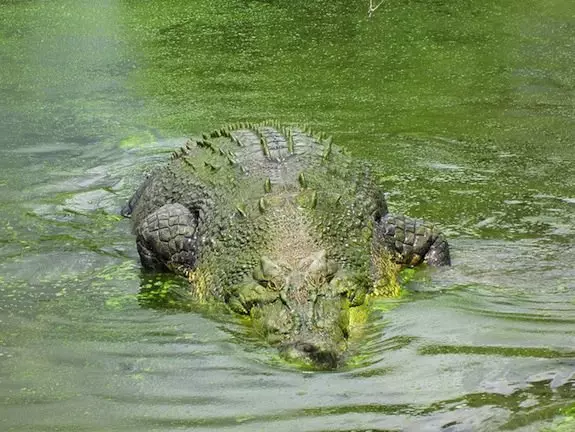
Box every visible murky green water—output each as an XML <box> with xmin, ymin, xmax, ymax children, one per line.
<box><xmin>1</xmin><ymin>0</ymin><xmax>574</xmax><ymax>430</ymax></box>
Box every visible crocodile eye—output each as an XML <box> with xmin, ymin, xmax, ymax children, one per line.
<box><xmin>299</xmin><ymin>250</ymin><xmax>339</xmax><ymax>282</ymax></box>
<box><xmin>253</xmin><ymin>256</ymin><xmax>283</xmax><ymax>288</ymax></box>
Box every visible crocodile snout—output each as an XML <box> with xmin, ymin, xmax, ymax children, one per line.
<box><xmin>279</xmin><ymin>338</ymin><xmax>341</xmax><ymax>369</ymax></box>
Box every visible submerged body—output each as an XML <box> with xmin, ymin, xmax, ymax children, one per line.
<box><xmin>123</xmin><ymin>122</ymin><xmax>450</xmax><ymax>368</ymax></box>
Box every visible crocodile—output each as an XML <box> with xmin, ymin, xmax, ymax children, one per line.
<box><xmin>122</xmin><ymin>122</ymin><xmax>450</xmax><ymax>368</ymax></box>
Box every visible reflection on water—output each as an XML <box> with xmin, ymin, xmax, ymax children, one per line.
<box><xmin>1</xmin><ymin>0</ymin><xmax>574</xmax><ymax>431</ymax></box>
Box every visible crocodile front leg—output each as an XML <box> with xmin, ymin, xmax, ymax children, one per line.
<box><xmin>135</xmin><ymin>203</ymin><xmax>200</xmax><ymax>272</ymax></box>
<box><xmin>373</xmin><ymin>214</ymin><xmax>450</xmax><ymax>267</ymax></box>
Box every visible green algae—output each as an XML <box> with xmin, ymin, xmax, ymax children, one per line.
<box><xmin>543</xmin><ymin>404</ymin><xmax>575</xmax><ymax>432</ymax></box>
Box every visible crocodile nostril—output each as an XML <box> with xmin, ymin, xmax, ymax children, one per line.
<box><xmin>279</xmin><ymin>340</ymin><xmax>340</xmax><ymax>369</ymax></box>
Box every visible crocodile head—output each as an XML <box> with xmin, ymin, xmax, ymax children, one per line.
<box><xmin>228</xmin><ymin>249</ymin><xmax>367</xmax><ymax>369</ymax></box>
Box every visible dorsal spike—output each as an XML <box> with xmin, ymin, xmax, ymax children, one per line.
<box><xmin>287</xmin><ymin>131</ymin><xmax>294</xmax><ymax>154</ymax></box>
<box><xmin>204</xmin><ymin>161</ymin><xmax>220</xmax><ymax>172</ymax></box>
<box><xmin>298</xmin><ymin>172</ymin><xmax>307</xmax><ymax>189</ymax></box>
<box><xmin>236</xmin><ymin>204</ymin><xmax>247</xmax><ymax>218</ymax></box>
<box><xmin>264</xmin><ymin>177</ymin><xmax>272</xmax><ymax>193</ymax></box>
<box><xmin>202</xmin><ymin>133</ymin><xmax>209</xmax><ymax>140</ymax></box>
<box><xmin>182</xmin><ymin>158</ymin><xmax>196</xmax><ymax>169</ymax></box>
<box><xmin>200</xmin><ymin>140</ymin><xmax>215</xmax><ymax>152</ymax></box>
<box><xmin>258</xmin><ymin>197</ymin><xmax>267</xmax><ymax>213</ymax></box>
<box><xmin>310</xmin><ymin>191</ymin><xmax>318</xmax><ymax>209</ymax></box>
<box><xmin>322</xmin><ymin>139</ymin><xmax>333</xmax><ymax>160</ymax></box>
<box><xmin>260</xmin><ymin>136</ymin><xmax>270</xmax><ymax>157</ymax></box>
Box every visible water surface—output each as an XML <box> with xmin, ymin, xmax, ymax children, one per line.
<box><xmin>1</xmin><ymin>0</ymin><xmax>574</xmax><ymax>430</ymax></box>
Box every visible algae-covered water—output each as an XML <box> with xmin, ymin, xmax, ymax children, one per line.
<box><xmin>1</xmin><ymin>0</ymin><xmax>574</xmax><ymax>430</ymax></box>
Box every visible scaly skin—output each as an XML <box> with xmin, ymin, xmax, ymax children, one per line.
<box><xmin>122</xmin><ymin>122</ymin><xmax>450</xmax><ymax>368</ymax></box>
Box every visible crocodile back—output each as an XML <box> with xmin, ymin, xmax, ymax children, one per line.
<box><xmin>125</xmin><ymin>122</ymin><xmax>388</xmax><ymax>291</ymax></box>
